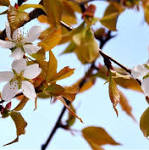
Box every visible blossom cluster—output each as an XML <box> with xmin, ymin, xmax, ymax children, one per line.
<box><xmin>0</xmin><ymin>23</ymin><xmax>42</xmax><ymax>101</ymax></box>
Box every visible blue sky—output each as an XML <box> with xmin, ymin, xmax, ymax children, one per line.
<box><xmin>0</xmin><ymin>0</ymin><xmax>149</xmax><ymax>150</ymax></box>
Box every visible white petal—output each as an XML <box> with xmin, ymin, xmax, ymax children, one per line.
<box><xmin>142</xmin><ymin>77</ymin><xmax>149</xmax><ymax>97</ymax></box>
<box><xmin>131</xmin><ymin>64</ymin><xmax>149</xmax><ymax>80</ymax></box>
<box><xmin>23</xmin><ymin>64</ymin><xmax>41</xmax><ymax>79</ymax></box>
<box><xmin>26</xmin><ymin>26</ymin><xmax>42</xmax><ymax>42</ymax></box>
<box><xmin>6</xmin><ymin>23</ymin><xmax>12</xmax><ymax>40</ymax></box>
<box><xmin>12</xmin><ymin>28</ymin><xmax>21</xmax><ymax>41</ymax></box>
<box><xmin>10</xmin><ymin>47</ymin><xmax>24</xmax><ymax>60</ymax></box>
<box><xmin>22</xmin><ymin>81</ymin><xmax>36</xmax><ymax>99</ymax></box>
<box><xmin>0</xmin><ymin>71</ymin><xmax>14</xmax><ymax>82</ymax></box>
<box><xmin>24</xmin><ymin>44</ymin><xmax>40</xmax><ymax>54</ymax></box>
<box><xmin>1</xmin><ymin>81</ymin><xmax>19</xmax><ymax>101</ymax></box>
<box><xmin>12</xmin><ymin>58</ymin><xmax>27</xmax><ymax>73</ymax></box>
<box><xmin>0</xmin><ymin>40</ymin><xmax>15</xmax><ymax>48</ymax></box>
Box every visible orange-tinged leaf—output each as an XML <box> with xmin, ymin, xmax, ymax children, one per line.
<box><xmin>53</xmin><ymin>66</ymin><xmax>75</xmax><ymax>81</ymax></box>
<box><xmin>39</xmin><ymin>27</ymin><xmax>62</xmax><ymax>51</ymax></box>
<box><xmin>58</xmin><ymin>96</ymin><xmax>83</xmax><ymax>123</ymax></box>
<box><xmin>13</xmin><ymin>97</ymin><xmax>28</xmax><ymax>111</ymax></box>
<box><xmin>82</xmin><ymin>126</ymin><xmax>120</xmax><ymax>147</ymax></box>
<box><xmin>38</xmin><ymin>15</ymin><xmax>49</xmax><ymax>24</ymax></box>
<box><xmin>8</xmin><ymin>6</ymin><xmax>29</xmax><ymax>32</ymax></box>
<box><xmin>119</xmin><ymin>90</ymin><xmax>136</xmax><ymax>121</ymax></box>
<box><xmin>0</xmin><ymin>0</ymin><xmax>9</xmax><ymax>6</ymax></box>
<box><xmin>43</xmin><ymin>0</ymin><xmax>62</xmax><ymax>26</ymax></box>
<box><xmin>47</xmin><ymin>50</ymin><xmax>57</xmax><ymax>82</ymax></box>
<box><xmin>140</xmin><ymin>107</ymin><xmax>149</xmax><ymax>137</ymax></box>
<box><xmin>80</xmin><ymin>78</ymin><xmax>95</xmax><ymax>93</ymax></box>
<box><xmin>4</xmin><ymin>111</ymin><xmax>27</xmax><ymax>146</ymax></box>
<box><xmin>109</xmin><ymin>72</ymin><xmax>120</xmax><ymax>116</ymax></box>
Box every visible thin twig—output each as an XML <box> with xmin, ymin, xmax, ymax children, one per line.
<box><xmin>99</xmin><ymin>50</ymin><xmax>131</xmax><ymax>74</ymax></box>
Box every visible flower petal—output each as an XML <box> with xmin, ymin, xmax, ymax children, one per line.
<box><xmin>23</xmin><ymin>64</ymin><xmax>41</xmax><ymax>79</ymax></box>
<box><xmin>6</xmin><ymin>23</ymin><xmax>12</xmax><ymax>40</ymax></box>
<box><xmin>12</xmin><ymin>58</ymin><xmax>27</xmax><ymax>73</ymax></box>
<box><xmin>10</xmin><ymin>47</ymin><xmax>24</xmax><ymax>60</ymax></box>
<box><xmin>26</xmin><ymin>26</ymin><xmax>42</xmax><ymax>42</ymax></box>
<box><xmin>0</xmin><ymin>71</ymin><xmax>14</xmax><ymax>82</ymax></box>
<box><xmin>1</xmin><ymin>81</ymin><xmax>19</xmax><ymax>101</ymax></box>
<box><xmin>12</xmin><ymin>28</ymin><xmax>21</xmax><ymax>41</ymax></box>
<box><xmin>22</xmin><ymin>81</ymin><xmax>36</xmax><ymax>99</ymax></box>
<box><xmin>24</xmin><ymin>44</ymin><xmax>40</xmax><ymax>55</ymax></box>
<box><xmin>0</xmin><ymin>40</ymin><xmax>15</xmax><ymax>48</ymax></box>
<box><xmin>142</xmin><ymin>77</ymin><xmax>149</xmax><ymax>97</ymax></box>
<box><xmin>131</xmin><ymin>64</ymin><xmax>149</xmax><ymax>80</ymax></box>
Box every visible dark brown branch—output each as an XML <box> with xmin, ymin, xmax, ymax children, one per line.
<box><xmin>99</xmin><ymin>50</ymin><xmax>131</xmax><ymax>74</ymax></box>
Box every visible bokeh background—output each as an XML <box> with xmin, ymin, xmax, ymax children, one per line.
<box><xmin>0</xmin><ymin>0</ymin><xmax>149</xmax><ymax>150</ymax></box>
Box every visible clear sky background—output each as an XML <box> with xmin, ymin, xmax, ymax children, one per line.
<box><xmin>0</xmin><ymin>0</ymin><xmax>149</xmax><ymax>150</ymax></box>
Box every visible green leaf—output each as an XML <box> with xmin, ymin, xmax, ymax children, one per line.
<box><xmin>82</xmin><ymin>126</ymin><xmax>120</xmax><ymax>149</ymax></box>
<box><xmin>4</xmin><ymin>111</ymin><xmax>27</xmax><ymax>146</ymax></box>
<box><xmin>140</xmin><ymin>107</ymin><xmax>149</xmax><ymax>137</ymax></box>
<box><xmin>62</xmin><ymin>42</ymin><xmax>76</xmax><ymax>54</ymax></box>
<box><xmin>66</xmin><ymin>104</ymin><xmax>76</xmax><ymax>127</ymax></box>
<box><xmin>73</xmin><ymin>27</ymin><xmax>99</xmax><ymax>64</ymax></box>
<box><xmin>45</xmin><ymin>84</ymin><xmax>65</xmax><ymax>96</ymax></box>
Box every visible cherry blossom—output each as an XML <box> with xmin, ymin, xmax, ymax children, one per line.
<box><xmin>0</xmin><ymin>23</ymin><xmax>42</xmax><ymax>59</ymax></box>
<box><xmin>131</xmin><ymin>63</ymin><xmax>149</xmax><ymax>97</ymax></box>
<box><xmin>0</xmin><ymin>59</ymin><xmax>41</xmax><ymax>101</ymax></box>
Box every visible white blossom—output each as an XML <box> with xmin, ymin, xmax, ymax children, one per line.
<box><xmin>0</xmin><ymin>59</ymin><xmax>41</xmax><ymax>101</ymax></box>
<box><xmin>0</xmin><ymin>23</ymin><xmax>42</xmax><ymax>60</ymax></box>
<box><xmin>131</xmin><ymin>63</ymin><xmax>149</xmax><ymax>97</ymax></box>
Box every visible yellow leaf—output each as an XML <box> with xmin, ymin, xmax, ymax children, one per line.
<box><xmin>100</xmin><ymin>12</ymin><xmax>118</xmax><ymax>31</ymax></box>
<box><xmin>0</xmin><ymin>0</ymin><xmax>10</xmax><ymax>6</ymax></box>
<box><xmin>43</xmin><ymin>0</ymin><xmax>62</xmax><ymax>26</ymax></box>
<box><xmin>100</xmin><ymin>2</ymin><xmax>124</xmax><ymax>31</ymax></box>
<box><xmin>82</xmin><ymin>126</ymin><xmax>120</xmax><ymax>147</ymax></box>
<box><xmin>8</xmin><ymin>6</ymin><xmax>29</xmax><ymax>32</ymax></box>
<box><xmin>119</xmin><ymin>90</ymin><xmax>136</xmax><ymax>121</ymax></box>
<box><xmin>47</xmin><ymin>50</ymin><xmax>57</xmax><ymax>82</ymax></box>
<box><xmin>62</xmin><ymin>1</ymin><xmax>77</xmax><ymax>25</ymax></box>
<box><xmin>4</xmin><ymin>111</ymin><xmax>27</xmax><ymax>146</ymax></box>
<box><xmin>144</xmin><ymin>5</ymin><xmax>149</xmax><ymax>24</ymax></box>
<box><xmin>109</xmin><ymin>72</ymin><xmax>120</xmax><ymax>116</ymax></box>
<box><xmin>39</xmin><ymin>27</ymin><xmax>62</xmax><ymax>51</ymax></box>
<box><xmin>18</xmin><ymin>4</ymin><xmax>46</xmax><ymax>13</ymax></box>
<box><xmin>140</xmin><ymin>107</ymin><xmax>149</xmax><ymax>137</ymax></box>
